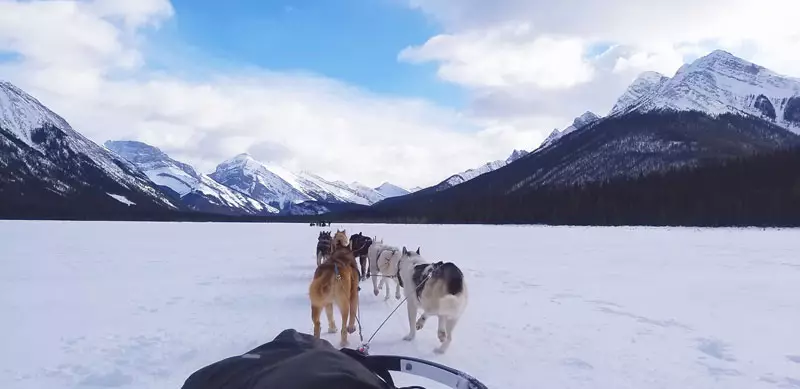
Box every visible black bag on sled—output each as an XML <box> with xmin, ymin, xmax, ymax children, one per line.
<box><xmin>180</xmin><ymin>329</ymin><xmax>488</xmax><ymax>389</ymax></box>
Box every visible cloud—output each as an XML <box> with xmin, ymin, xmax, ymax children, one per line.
<box><xmin>399</xmin><ymin>23</ymin><xmax>594</xmax><ymax>90</ymax></box>
<box><xmin>404</xmin><ymin>0</ymin><xmax>800</xmax><ymax>129</ymax></box>
<box><xmin>0</xmin><ymin>0</ymin><xmax>535</xmax><ymax>189</ymax></box>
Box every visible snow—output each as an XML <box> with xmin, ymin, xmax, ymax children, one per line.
<box><xmin>0</xmin><ymin>82</ymin><xmax>176</xmax><ymax>209</ymax></box>
<box><xmin>611</xmin><ymin>51</ymin><xmax>800</xmax><ymax>134</ymax></box>
<box><xmin>106</xmin><ymin>193</ymin><xmax>136</xmax><ymax>206</ymax></box>
<box><xmin>212</xmin><ymin>153</ymin><xmax>394</xmax><ymax>208</ymax></box>
<box><xmin>105</xmin><ymin>142</ymin><xmax>278</xmax><ymax>214</ymax></box>
<box><xmin>2</xmin><ymin>221</ymin><xmax>798</xmax><ymax>389</ymax></box>
<box><xmin>436</xmin><ymin>150</ymin><xmax>529</xmax><ymax>191</ymax></box>
<box><xmin>211</xmin><ymin>154</ymin><xmax>312</xmax><ymax>207</ymax></box>
<box><xmin>374</xmin><ymin>182</ymin><xmax>410</xmax><ymax>198</ymax></box>
<box><xmin>609</xmin><ymin>72</ymin><xmax>670</xmax><ymax>116</ymax></box>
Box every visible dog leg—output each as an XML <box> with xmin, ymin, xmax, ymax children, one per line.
<box><xmin>383</xmin><ymin>278</ymin><xmax>391</xmax><ymax>301</ymax></box>
<box><xmin>434</xmin><ymin>317</ymin><xmax>457</xmax><ymax>354</ymax></box>
<box><xmin>416</xmin><ymin>313</ymin><xmax>428</xmax><ymax>330</ymax></box>
<box><xmin>359</xmin><ymin>256</ymin><xmax>367</xmax><ymax>281</ymax></box>
<box><xmin>403</xmin><ymin>299</ymin><xmax>418</xmax><ymax>341</ymax></box>
<box><xmin>325</xmin><ymin>303</ymin><xmax>336</xmax><ymax>333</ymax></box>
<box><xmin>394</xmin><ymin>279</ymin><xmax>402</xmax><ymax>300</ymax></box>
<box><xmin>347</xmin><ymin>276</ymin><xmax>359</xmax><ymax>335</ymax></box>
<box><xmin>372</xmin><ymin>274</ymin><xmax>380</xmax><ymax>296</ymax></box>
<box><xmin>337</xmin><ymin>294</ymin><xmax>350</xmax><ymax>348</ymax></box>
<box><xmin>311</xmin><ymin>305</ymin><xmax>322</xmax><ymax>339</ymax></box>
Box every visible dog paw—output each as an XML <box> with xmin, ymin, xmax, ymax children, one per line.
<box><xmin>347</xmin><ymin>325</ymin><xmax>357</xmax><ymax>334</ymax></box>
<box><xmin>327</xmin><ymin>327</ymin><xmax>337</xmax><ymax>334</ymax></box>
<box><xmin>437</xmin><ymin>330</ymin><xmax>447</xmax><ymax>342</ymax></box>
<box><xmin>402</xmin><ymin>334</ymin><xmax>415</xmax><ymax>341</ymax></box>
<box><xmin>340</xmin><ymin>340</ymin><xmax>350</xmax><ymax>348</ymax></box>
<box><xmin>415</xmin><ymin>318</ymin><xmax>426</xmax><ymax>330</ymax></box>
<box><xmin>395</xmin><ymin>293</ymin><xmax>402</xmax><ymax>300</ymax></box>
<box><xmin>373</xmin><ymin>289</ymin><xmax>379</xmax><ymax>296</ymax></box>
<box><xmin>433</xmin><ymin>346</ymin><xmax>446</xmax><ymax>354</ymax></box>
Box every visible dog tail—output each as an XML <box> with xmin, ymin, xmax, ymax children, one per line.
<box><xmin>438</xmin><ymin>294</ymin><xmax>464</xmax><ymax>318</ymax></box>
<box><xmin>309</xmin><ymin>266</ymin><xmax>334</xmax><ymax>298</ymax></box>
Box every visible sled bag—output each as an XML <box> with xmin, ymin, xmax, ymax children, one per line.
<box><xmin>180</xmin><ymin>329</ymin><xmax>392</xmax><ymax>389</ymax></box>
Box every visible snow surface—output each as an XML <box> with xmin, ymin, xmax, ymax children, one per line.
<box><xmin>2</xmin><ymin>221</ymin><xmax>799</xmax><ymax>389</ymax></box>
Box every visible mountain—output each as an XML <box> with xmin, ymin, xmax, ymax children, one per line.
<box><xmin>104</xmin><ymin>141</ymin><xmax>278</xmax><ymax>216</ymax></box>
<box><xmin>609</xmin><ymin>72</ymin><xmax>670</xmax><ymax>116</ymax></box>
<box><xmin>374</xmin><ymin>182</ymin><xmax>410</xmax><ymax>198</ymax></box>
<box><xmin>0</xmin><ymin>81</ymin><xmax>179</xmax><ymax>219</ymax></box>
<box><xmin>209</xmin><ymin>153</ymin><xmax>407</xmax><ymax>212</ymax></box>
<box><xmin>336</xmin><ymin>145</ymin><xmax>800</xmax><ymax>227</ymax></box>
<box><xmin>353</xmin><ymin>51</ymin><xmax>800</xmax><ymax>220</ymax></box>
<box><xmin>431</xmin><ymin>149</ymin><xmax>529</xmax><ymax>192</ymax></box>
<box><xmin>539</xmin><ymin>111</ymin><xmax>601</xmax><ymax>149</ymax></box>
<box><xmin>612</xmin><ymin>50</ymin><xmax>800</xmax><ymax>133</ymax></box>
<box><xmin>209</xmin><ymin>154</ymin><xmax>313</xmax><ymax>209</ymax></box>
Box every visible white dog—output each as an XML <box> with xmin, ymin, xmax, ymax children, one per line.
<box><xmin>367</xmin><ymin>241</ymin><xmax>403</xmax><ymax>300</ymax></box>
<box><xmin>397</xmin><ymin>247</ymin><xmax>468</xmax><ymax>354</ymax></box>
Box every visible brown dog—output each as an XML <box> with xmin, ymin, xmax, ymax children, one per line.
<box><xmin>331</xmin><ymin>229</ymin><xmax>349</xmax><ymax>250</ymax></box>
<box><xmin>308</xmin><ymin>233</ymin><xmax>360</xmax><ymax>347</ymax></box>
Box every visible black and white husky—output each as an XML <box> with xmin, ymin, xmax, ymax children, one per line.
<box><xmin>397</xmin><ymin>247</ymin><xmax>468</xmax><ymax>354</ymax></box>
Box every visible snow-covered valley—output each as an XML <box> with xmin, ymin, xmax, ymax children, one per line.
<box><xmin>1</xmin><ymin>221</ymin><xmax>798</xmax><ymax>389</ymax></box>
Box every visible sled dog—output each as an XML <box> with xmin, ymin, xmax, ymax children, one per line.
<box><xmin>397</xmin><ymin>247</ymin><xmax>468</xmax><ymax>354</ymax></box>
<box><xmin>315</xmin><ymin>231</ymin><xmax>332</xmax><ymax>266</ymax></box>
<box><xmin>367</xmin><ymin>241</ymin><xmax>403</xmax><ymax>300</ymax></box>
<box><xmin>308</xmin><ymin>238</ymin><xmax>360</xmax><ymax>347</ymax></box>
<box><xmin>349</xmin><ymin>232</ymin><xmax>373</xmax><ymax>281</ymax></box>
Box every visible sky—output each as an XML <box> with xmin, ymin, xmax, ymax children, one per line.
<box><xmin>1</xmin><ymin>0</ymin><xmax>799</xmax><ymax>188</ymax></box>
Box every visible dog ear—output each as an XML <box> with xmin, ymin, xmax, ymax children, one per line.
<box><xmin>402</xmin><ymin>247</ymin><xmax>407</xmax><ymax>255</ymax></box>
<box><xmin>416</xmin><ymin>247</ymin><xmax>420</xmax><ymax>255</ymax></box>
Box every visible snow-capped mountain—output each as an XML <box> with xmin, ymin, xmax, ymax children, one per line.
<box><xmin>209</xmin><ymin>154</ymin><xmax>312</xmax><ymax>209</ymax></box>
<box><xmin>0</xmin><ymin>80</ymin><xmax>178</xmax><ymax>216</ymax></box>
<box><xmin>609</xmin><ymin>72</ymin><xmax>670</xmax><ymax>116</ymax></box>
<box><xmin>209</xmin><ymin>153</ymin><xmax>408</xmax><ymax>211</ymax></box>
<box><xmin>104</xmin><ymin>141</ymin><xmax>278</xmax><ymax>216</ymax></box>
<box><xmin>432</xmin><ymin>149</ymin><xmax>529</xmax><ymax>192</ymax></box>
<box><xmin>374</xmin><ymin>182</ymin><xmax>410</xmax><ymax>198</ymax></box>
<box><xmin>364</xmin><ymin>51</ymin><xmax>800</xmax><ymax>219</ymax></box>
<box><xmin>612</xmin><ymin>50</ymin><xmax>800</xmax><ymax>133</ymax></box>
<box><xmin>539</xmin><ymin>111</ymin><xmax>601</xmax><ymax>149</ymax></box>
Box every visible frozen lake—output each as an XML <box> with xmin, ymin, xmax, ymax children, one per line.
<box><xmin>1</xmin><ymin>221</ymin><xmax>799</xmax><ymax>388</ymax></box>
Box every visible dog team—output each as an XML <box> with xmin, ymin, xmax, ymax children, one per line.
<box><xmin>309</xmin><ymin>229</ymin><xmax>468</xmax><ymax>354</ymax></box>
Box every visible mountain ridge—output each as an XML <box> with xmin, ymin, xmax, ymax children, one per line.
<box><xmin>612</xmin><ymin>50</ymin><xmax>800</xmax><ymax>133</ymax></box>
<box><xmin>1</xmin><ymin>80</ymin><xmax>180</xmax><ymax>217</ymax></box>
<box><xmin>105</xmin><ymin>141</ymin><xmax>278</xmax><ymax>216</ymax></box>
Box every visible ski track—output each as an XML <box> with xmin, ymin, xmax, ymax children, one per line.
<box><xmin>1</xmin><ymin>222</ymin><xmax>799</xmax><ymax>389</ymax></box>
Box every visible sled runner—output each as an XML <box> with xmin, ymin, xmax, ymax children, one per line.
<box><xmin>180</xmin><ymin>328</ymin><xmax>488</xmax><ymax>389</ymax></box>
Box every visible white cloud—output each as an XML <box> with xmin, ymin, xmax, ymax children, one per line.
<box><xmin>400</xmin><ymin>0</ymin><xmax>800</xmax><ymax>143</ymax></box>
<box><xmin>0</xmin><ymin>0</ymin><xmax>533</xmax><ymax>189</ymax></box>
<box><xmin>399</xmin><ymin>23</ymin><xmax>594</xmax><ymax>90</ymax></box>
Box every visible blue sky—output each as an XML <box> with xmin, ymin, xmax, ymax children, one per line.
<box><xmin>154</xmin><ymin>0</ymin><xmax>465</xmax><ymax>107</ymax></box>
